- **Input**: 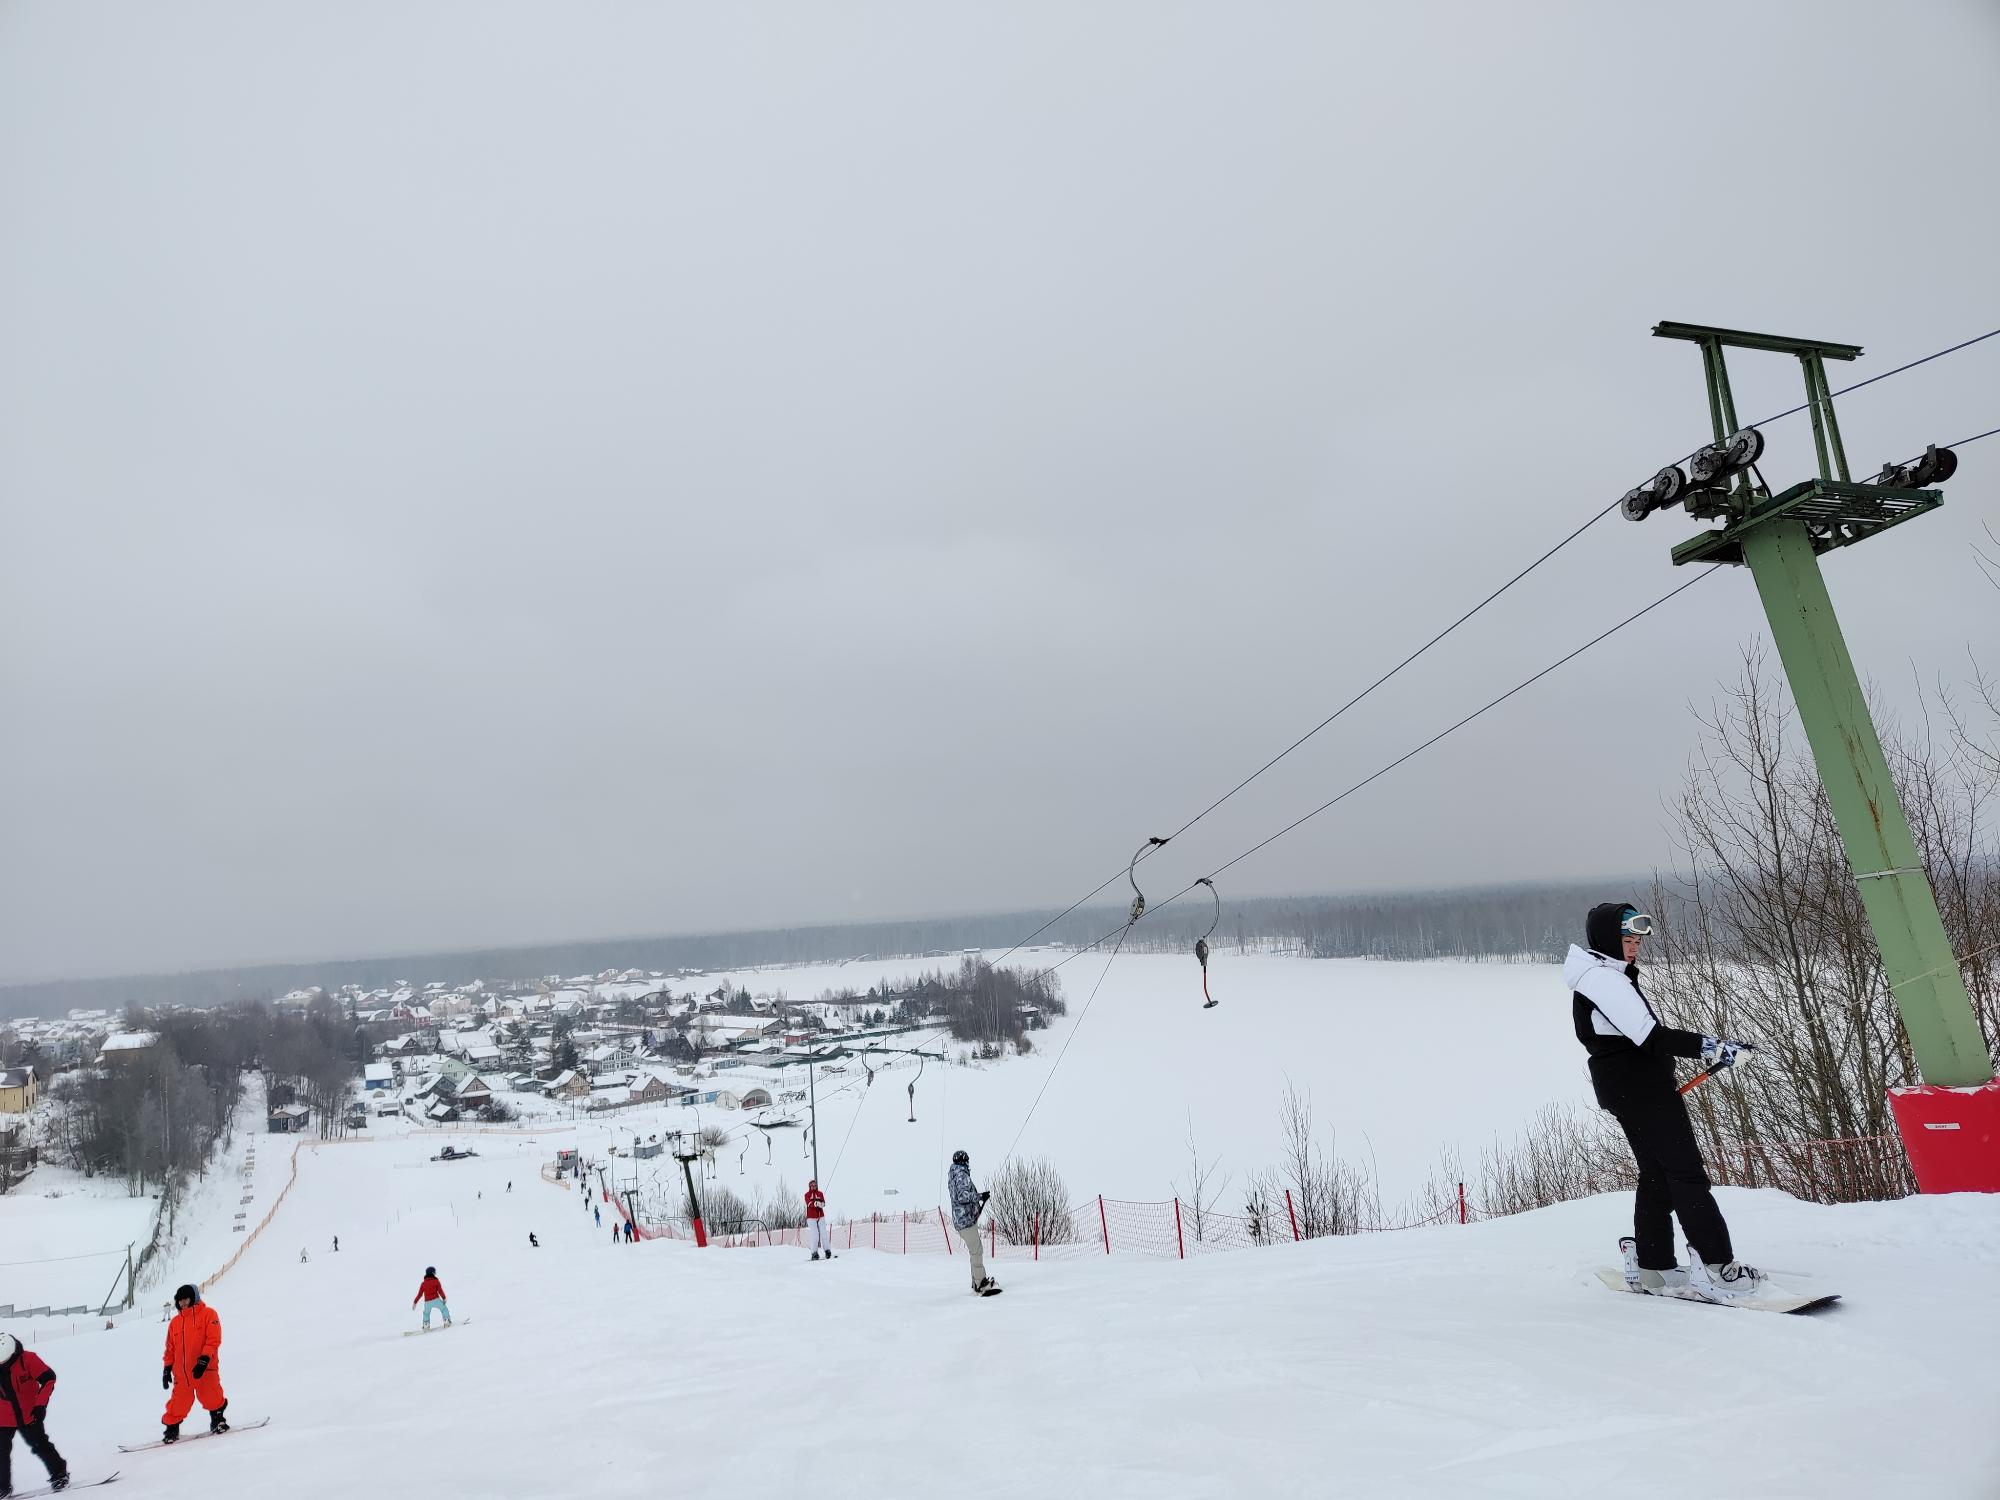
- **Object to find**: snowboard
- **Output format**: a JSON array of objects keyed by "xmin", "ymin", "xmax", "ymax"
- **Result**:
[
  {"xmin": 1592, "ymin": 1265, "xmax": 1840, "ymax": 1314},
  {"xmin": 404, "ymin": 1318, "xmax": 469, "ymax": 1336},
  {"xmin": 13, "ymin": 1475, "xmax": 118, "ymax": 1497},
  {"xmin": 118, "ymin": 1417, "xmax": 270, "ymax": 1453},
  {"xmin": 978, "ymin": 1285, "xmax": 1003, "ymax": 1297}
]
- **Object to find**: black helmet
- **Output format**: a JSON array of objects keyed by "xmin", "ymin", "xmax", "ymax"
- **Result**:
[
  {"xmin": 952, "ymin": 1149, "xmax": 969, "ymax": 1165},
  {"xmin": 425, "ymin": 1266, "xmax": 436, "ymax": 1277},
  {"xmin": 173, "ymin": 1284, "xmax": 200, "ymax": 1307}
]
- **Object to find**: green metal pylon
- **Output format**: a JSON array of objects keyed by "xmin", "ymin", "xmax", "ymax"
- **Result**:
[{"xmin": 1651, "ymin": 322, "xmax": 1993, "ymax": 1088}]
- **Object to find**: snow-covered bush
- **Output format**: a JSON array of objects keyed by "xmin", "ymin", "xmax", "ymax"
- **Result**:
[{"xmin": 988, "ymin": 1155, "xmax": 1075, "ymax": 1245}]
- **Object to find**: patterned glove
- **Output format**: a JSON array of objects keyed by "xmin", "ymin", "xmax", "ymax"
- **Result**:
[
  {"xmin": 1701, "ymin": 1036, "xmax": 1754, "ymax": 1068},
  {"xmin": 192, "ymin": 1355, "xmax": 210, "ymax": 1380}
]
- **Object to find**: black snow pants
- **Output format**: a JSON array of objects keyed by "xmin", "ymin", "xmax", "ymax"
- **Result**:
[
  {"xmin": 1610, "ymin": 1088, "xmax": 1733, "ymax": 1270},
  {"xmin": 1, "ymin": 1421, "xmax": 67, "ymax": 1488}
]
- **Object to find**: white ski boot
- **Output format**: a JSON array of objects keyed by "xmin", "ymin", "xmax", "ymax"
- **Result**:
[
  {"xmin": 1689, "ymin": 1259, "xmax": 1767, "ymax": 1305},
  {"xmin": 1618, "ymin": 1237, "xmax": 1689, "ymax": 1296}
]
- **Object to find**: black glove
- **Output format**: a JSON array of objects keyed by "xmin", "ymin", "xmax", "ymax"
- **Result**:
[
  {"xmin": 979, "ymin": 1191, "xmax": 990, "ymax": 1203},
  {"xmin": 192, "ymin": 1355, "xmax": 210, "ymax": 1380},
  {"xmin": 30, "ymin": 1404, "xmax": 46, "ymax": 1423},
  {"xmin": 163, "ymin": 1366, "xmax": 174, "ymax": 1390}
]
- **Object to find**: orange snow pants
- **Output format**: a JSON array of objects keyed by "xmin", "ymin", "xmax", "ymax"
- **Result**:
[{"xmin": 162, "ymin": 1366, "xmax": 225, "ymax": 1425}]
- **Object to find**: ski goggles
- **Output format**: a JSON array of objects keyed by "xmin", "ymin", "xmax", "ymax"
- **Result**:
[{"xmin": 1620, "ymin": 911, "xmax": 1655, "ymax": 937}]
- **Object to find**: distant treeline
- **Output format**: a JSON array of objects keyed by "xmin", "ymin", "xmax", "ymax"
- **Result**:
[{"xmin": 0, "ymin": 879, "xmax": 1640, "ymax": 1020}]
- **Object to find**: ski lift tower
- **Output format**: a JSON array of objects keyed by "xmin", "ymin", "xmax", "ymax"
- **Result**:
[{"xmin": 1621, "ymin": 322, "xmax": 1997, "ymax": 1192}]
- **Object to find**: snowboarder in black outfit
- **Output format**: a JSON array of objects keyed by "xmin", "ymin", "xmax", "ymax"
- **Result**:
[
  {"xmin": 1567, "ymin": 902, "xmax": 1763, "ymax": 1304},
  {"xmin": 0, "ymin": 1333, "xmax": 68, "ymax": 1495},
  {"xmin": 528, "ymin": 1232, "xmax": 539, "ymax": 1248}
]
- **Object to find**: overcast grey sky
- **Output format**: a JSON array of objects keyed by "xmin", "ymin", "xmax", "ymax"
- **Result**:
[{"xmin": 3, "ymin": 2, "xmax": 1996, "ymax": 983}]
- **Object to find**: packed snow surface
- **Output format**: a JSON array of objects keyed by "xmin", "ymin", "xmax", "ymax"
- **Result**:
[
  {"xmin": 5, "ymin": 953, "xmax": 1998, "ymax": 1495},
  {"xmin": 11, "ymin": 1134, "xmax": 2000, "ymax": 1498}
]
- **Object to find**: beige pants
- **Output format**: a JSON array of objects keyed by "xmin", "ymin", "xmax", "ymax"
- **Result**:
[{"xmin": 958, "ymin": 1224, "xmax": 987, "ymax": 1289}]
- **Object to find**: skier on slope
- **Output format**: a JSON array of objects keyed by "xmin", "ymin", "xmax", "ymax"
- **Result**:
[
  {"xmin": 412, "ymin": 1267, "xmax": 452, "ymax": 1330},
  {"xmin": 0, "ymin": 1332, "xmax": 69, "ymax": 1495},
  {"xmin": 946, "ymin": 1151, "xmax": 994, "ymax": 1295},
  {"xmin": 805, "ymin": 1180, "xmax": 833, "ymax": 1261},
  {"xmin": 1568, "ymin": 903, "xmax": 1763, "ymax": 1304},
  {"xmin": 160, "ymin": 1284, "xmax": 228, "ymax": 1444}
]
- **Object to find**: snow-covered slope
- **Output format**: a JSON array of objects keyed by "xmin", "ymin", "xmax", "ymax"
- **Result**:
[{"xmin": 20, "ymin": 1132, "xmax": 2000, "ymax": 1499}]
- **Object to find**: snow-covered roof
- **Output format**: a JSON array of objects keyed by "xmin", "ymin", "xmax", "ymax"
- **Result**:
[{"xmin": 100, "ymin": 1031, "xmax": 159, "ymax": 1053}]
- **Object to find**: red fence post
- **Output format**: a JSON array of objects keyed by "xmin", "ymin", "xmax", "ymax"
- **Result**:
[
  {"xmin": 990, "ymin": 1218, "xmax": 997, "ymax": 1259},
  {"xmin": 1174, "ymin": 1198, "xmax": 1185, "ymax": 1259},
  {"xmin": 902, "ymin": 1211, "xmax": 908, "ymax": 1254},
  {"xmin": 1099, "ymin": 1194, "xmax": 1110, "ymax": 1254},
  {"xmin": 873, "ymin": 1216, "xmax": 878, "ymax": 1251},
  {"xmin": 1033, "ymin": 1212, "xmax": 1040, "ymax": 1262},
  {"xmin": 1457, "ymin": 1182, "xmax": 1467, "ymax": 1225},
  {"xmin": 1285, "ymin": 1190, "xmax": 1300, "ymax": 1242},
  {"xmin": 940, "ymin": 1206, "xmax": 953, "ymax": 1252}
]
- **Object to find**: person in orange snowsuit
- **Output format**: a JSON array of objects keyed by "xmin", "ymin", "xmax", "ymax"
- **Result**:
[{"xmin": 160, "ymin": 1283, "xmax": 228, "ymax": 1443}]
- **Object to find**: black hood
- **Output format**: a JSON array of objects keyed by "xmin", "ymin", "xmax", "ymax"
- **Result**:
[
  {"xmin": 1585, "ymin": 902, "xmax": 1636, "ymax": 959},
  {"xmin": 173, "ymin": 1283, "xmax": 202, "ymax": 1308}
]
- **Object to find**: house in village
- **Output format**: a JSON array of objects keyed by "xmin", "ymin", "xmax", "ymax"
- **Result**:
[
  {"xmin": 689, "ymin": 1016, "xmax": 776, "ymax": 1051},
  {"xmin": 543, "ymin": 1069, "xmax": 592, "ymax": 1101},
  {"xmin": 0, "ymin": 1066, "xmax": 38, "ymax": 1114},
  {"xmin": 98, "ymin": 1032, "xmax": 160, "ymax": 1068},
  {"xmin": 267, "ymin": 1103, "xmax": 311, "ymax": 1134}
]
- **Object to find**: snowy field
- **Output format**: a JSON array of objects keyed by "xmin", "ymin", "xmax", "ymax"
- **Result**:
[
  {"xmin": 490, "ymin": 950, "xmax": 1596, "ymax": 1227},
  {"xmin": 10, "ymin": 1133, "xmax": 1999, "ymax": 1499},
  {"xmin": 0, "ymin": 1169, "xmax": 158, "ymax": 1315}
]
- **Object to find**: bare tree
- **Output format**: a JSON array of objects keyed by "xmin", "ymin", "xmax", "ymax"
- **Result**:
[
  {"xmin": 1172, "ymin": 1115, "xmax": 1232, "ymax": 1245},
  {"xmin": 1254, "ymin": 1082, "xmax": 1379, "ymax": 1238},
  {"xmin": 1643, "ymin": 650, "xmax": 1995, "ymax": 1202}
]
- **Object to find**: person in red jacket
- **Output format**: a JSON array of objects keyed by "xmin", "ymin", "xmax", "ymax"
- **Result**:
[
  {"xmin": 0, "ymin": 1332, "xmax": 68, "ymax": 1494},
  {"xmin": 412, "ymin": 1267, "xmax": 452, "ymax": 1330},
  {"xmin": 805, "ymin": 1179, "xmax": 833, "ymax": 1262},
  {"xmin": 160, "ymin": 1283, "xmax": 227, "ymax": 1444}
]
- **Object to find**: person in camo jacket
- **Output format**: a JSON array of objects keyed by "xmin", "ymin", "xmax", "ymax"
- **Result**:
[{"xmin": 947, "ymin": 1150, "xmax": 994, "ymax": 1294}]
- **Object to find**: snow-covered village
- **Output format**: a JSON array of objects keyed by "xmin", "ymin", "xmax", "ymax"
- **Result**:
[{"xmin": 4, "ymin": 4, "xmax": 2000, "ymax": 1498}]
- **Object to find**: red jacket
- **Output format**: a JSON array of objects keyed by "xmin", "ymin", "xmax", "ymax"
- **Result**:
[
  {"xmin": 804, "ymin": 1187, "xmax": 825, "ymax": 1220},
  {"xmin": 163, "ymin": 1301, "xmax": 222, "ymax": 1376},
  {"xmin": 0, "ymin": 1350, "xmax": 56, "ymax": 1428},
  {"xmin": 414, "ymin": 1276, "xmax": 446, "ymax": 1305}
]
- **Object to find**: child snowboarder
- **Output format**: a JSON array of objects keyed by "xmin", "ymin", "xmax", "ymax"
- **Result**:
[
  {"xmin": 0, "ymin": 1332, "xmax": 68, "ymax": 1495},
  {"xmin": 528, "ymin": 1232, "xmax": 539, "ymax": 1249},
  {"xmin": 160, "ymin": 1283, "xmax": 228, "ymax": 1443},
  {"xmin": 947, "ymin": 1151, "xmax": 995, "ymax": 1294},
  {"xmin": 805, "ymin": 1179, "xmax": 833, "ymax": 1261},
  {"xmin": 1568, "ymin": 902, "xmax": 1762, "ymax": 1303},
  {"xmin": 412, "ymin": 1267, "xmax": 452, "ymax": 1329}
]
